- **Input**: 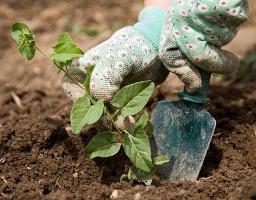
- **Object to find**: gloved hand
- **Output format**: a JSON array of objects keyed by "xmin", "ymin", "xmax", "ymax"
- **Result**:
[
  {"xmin": 61, "ymin": 7, "xmax": 169, "ymax": 132},
  {"xmin": 159, "ymin": 0, "xmax": 249, "ymax": 92},
  {"xmin": 62, "ymin": 1, "xmax": 249, "ymax": 102},
  {"xmin": 62, "ymin": 7, "xmax": 168, "ymax": 102}
]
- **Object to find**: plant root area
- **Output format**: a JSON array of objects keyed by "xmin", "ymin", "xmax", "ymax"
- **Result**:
[{"xmin": 1, "ymin": 0, "xmax": 256, "ymax": 199}]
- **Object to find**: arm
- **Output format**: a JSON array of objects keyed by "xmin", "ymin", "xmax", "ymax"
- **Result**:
[{"xmin": 144, "ymin": 0, "xmax": 170, "ymax": 9}]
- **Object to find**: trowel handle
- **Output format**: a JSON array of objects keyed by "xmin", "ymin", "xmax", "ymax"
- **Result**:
[{"xmin": 177, "ymin": 69, "xmax": 211, "ymax": 104}]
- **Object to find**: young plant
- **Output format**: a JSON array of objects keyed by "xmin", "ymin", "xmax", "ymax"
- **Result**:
[{"xmin": 11, "ymin": 22, "xmax": 169, "ymax": 185}]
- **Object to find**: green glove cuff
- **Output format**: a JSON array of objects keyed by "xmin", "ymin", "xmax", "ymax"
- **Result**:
[{"xmin": 133, "ymin": 7, "xmax": 165, "ymax": 50}]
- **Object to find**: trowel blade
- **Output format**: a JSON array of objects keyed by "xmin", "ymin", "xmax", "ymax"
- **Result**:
[{"xmin": 151, "ymin": 100, "xmax": 216, "ymax": 180}]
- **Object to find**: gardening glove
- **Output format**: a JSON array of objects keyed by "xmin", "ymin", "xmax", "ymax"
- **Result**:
[
  {"xmin": 61, "ymin": 7, "xmax": 168, "ymax": 131},
  {"xmin": 159, "ymin": 0, "xmax": 249, "ymax": 92},
  {"xmin": 62, "ymin": 7, "xmax": 168, "ymax": 102}
]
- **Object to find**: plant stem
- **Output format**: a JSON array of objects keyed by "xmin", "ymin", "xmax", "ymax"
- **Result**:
[
  {"xmin": 112, "ymin": 109, "xmax": 120, "ymax": 120},
  {"xmin": 62, "ymin": 67, "xmax": 85, "ymax": 90},
  {"xmin": 89, "ymin": 95, "xmax": 96, "ymax": 104},
  {"xmin": 36, "ymin": 47, "xmax": 49, "ymax": 58},
  {"xmin": 36, "ymin": 46, "xmax": 85, "ymax": 91},
  {"xmin": 123, "ymin": 130, "xmax": 130, "ymax": 135},
  {"xmin": 105, "ymin": 107, "xmax": 123, "ymax": 135}
]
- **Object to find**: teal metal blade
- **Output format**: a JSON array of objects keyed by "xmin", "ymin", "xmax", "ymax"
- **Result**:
[{"xmin": 151, "ymin": 100, "xmax": 216, "ymax": 180}]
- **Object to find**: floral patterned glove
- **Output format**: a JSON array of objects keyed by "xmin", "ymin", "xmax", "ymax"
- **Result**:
[
  {"xmin": 62, "ymin": 7, "xmax": 168, "ymax": 102},
  {"xmin": 159, "ymin": 0, "xmax": 249, "ymax": 92}
]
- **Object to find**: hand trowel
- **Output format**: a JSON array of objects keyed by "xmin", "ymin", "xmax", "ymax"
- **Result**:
[{"xmin": 151, "ymin": 70, "xmax": 216, "ymax": 180}]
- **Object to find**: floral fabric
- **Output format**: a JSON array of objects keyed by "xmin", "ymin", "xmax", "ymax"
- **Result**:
[
  {"xmin": 79, "ymin": 27, "xmax": 167, "ymax": 101},
  {"xmin": 159, "ymin": 0, "xmax": 249, "ymax": 75},
  {"xmin": 63, "ymin": 1, "xmax": 249, "ymax": 102}
]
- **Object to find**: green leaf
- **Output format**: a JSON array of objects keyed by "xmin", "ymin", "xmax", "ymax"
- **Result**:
[
  {"xmin": 128, "ymin": 166, "xmax": 153, "ymax": 185},
  {"xmin": 57, "ymin": 32, "xmax": 73, "ymax": 43},
  {"xmin": 123, "ymin": 130, "xmax": 153, "ymax": 172},
  {"xmin": 50, "ymin": 43, "xmax": 84, "ymax": 62},
  {"xmin": 84, "ymin": 65, "xmax": 95, "ymax": 95},
  {"xmin": 11, "ymin": 22, "xmax": 36, "ymax": 60},
  {"xmin": 120, "ymin": 174, "xmax": 129, "ymax": 182},
  {"xmin": 110, "ymin": 81, "xmax": 155, "ymax": 116},
  {"xmin": 85, "ymin": 132, "xmax": 121, "ymax": 159},
  {"xmin": 53, "ymin": 59, "xmax": 72, "ymax": 70},
  {"xmin": 153, "ymin": 155, "xmax": 169, "ymax": 166},
  {"xmin": 143, "ymin": 179, "xmax": 153, "ymax": 186},
  {"xmin": 127, "ymin": 167, "xmax": 136, "ymax": 180},
  {"xmin": 134, "ymin": 111, "xmax": 154, "ymax": 138},
  {"xmin": 81, "ymin": 28, "xmax": 99, "ymax": 37},
  {"xmin": 134, "ymin": 111, "xmax": 149, "ymax": 131},
  {"xmin": 50, "ymin": 33, "xmax": 84, "ymax": 63},
  {"xmin": 144, "ymin": 121, "xmax": 154, "ymax": 137},
  {"xmin": 71, "ymin": 95, "xmax": 104, "ymax": 134},
  {"xmin": 52, "ymin": 33, "xmax": 78, "ymax": 68}
]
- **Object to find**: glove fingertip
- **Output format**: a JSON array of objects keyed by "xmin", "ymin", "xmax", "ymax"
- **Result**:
[{"xmin": 185, "ymin": 76, "xmax": 202, "ymax": 93}]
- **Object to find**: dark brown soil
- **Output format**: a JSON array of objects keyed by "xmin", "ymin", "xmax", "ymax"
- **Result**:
[
  {"xmin": 0, "ymin": 77, "xmax": 256, "ymax": 200},
  {"xmin": 1, "ymin": 0, "xmax": 256, "ymax": 199}
]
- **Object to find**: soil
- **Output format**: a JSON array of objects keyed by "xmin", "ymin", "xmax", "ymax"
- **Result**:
[{"xmin": 0, "ymin": 0, "xmax": 256, "ymax": 199}]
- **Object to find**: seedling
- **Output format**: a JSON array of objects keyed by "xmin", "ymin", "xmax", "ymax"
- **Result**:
[{"xmin": 11, "ymin": 22, "xmax": 169, "ymax": 185}]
